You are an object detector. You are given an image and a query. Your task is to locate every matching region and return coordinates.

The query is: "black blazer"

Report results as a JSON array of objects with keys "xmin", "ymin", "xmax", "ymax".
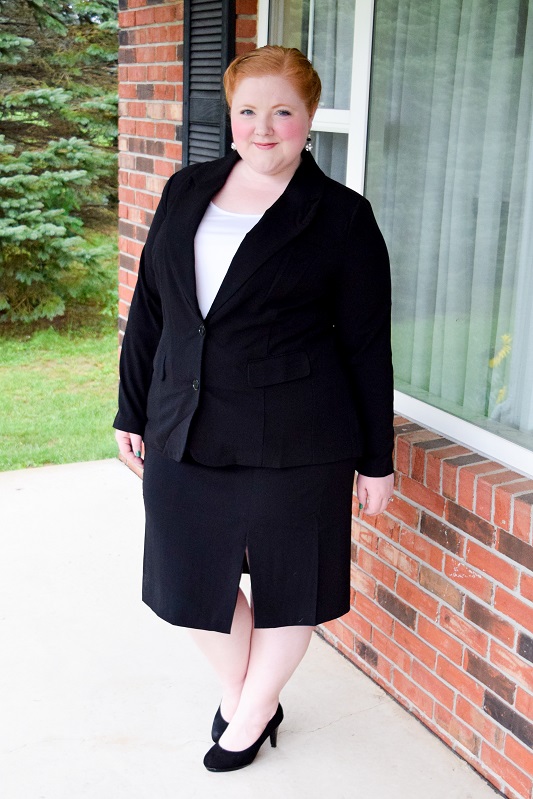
[{"xmin": 114, "ymin": 150, "xmax": 394, "ymax": 476}]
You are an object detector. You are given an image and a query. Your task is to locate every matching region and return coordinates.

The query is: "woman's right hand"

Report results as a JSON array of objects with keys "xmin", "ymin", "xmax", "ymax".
[{"xmin": 115, "ymin": 429, "xmax": 144, "ymax": 468}]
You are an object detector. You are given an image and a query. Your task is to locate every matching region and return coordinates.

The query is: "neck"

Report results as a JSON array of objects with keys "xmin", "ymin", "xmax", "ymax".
[
  {"xmin": 212, "ymin": 156, "xmax": 302, "ymax": 215},
  {"xmin": 237, "ymin": 156, "xmax": 302, "ymax": 190}
]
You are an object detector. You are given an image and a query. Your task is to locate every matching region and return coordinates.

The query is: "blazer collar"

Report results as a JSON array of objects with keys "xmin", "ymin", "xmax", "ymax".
[{"xmin": 167, "ymin": 150, "xmax": 328, "ymax": 320}]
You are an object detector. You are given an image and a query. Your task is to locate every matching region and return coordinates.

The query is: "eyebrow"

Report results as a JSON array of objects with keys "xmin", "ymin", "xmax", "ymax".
[{"xmin": 236, "ymin": 103, "xmax": 294, "ymax": 109}]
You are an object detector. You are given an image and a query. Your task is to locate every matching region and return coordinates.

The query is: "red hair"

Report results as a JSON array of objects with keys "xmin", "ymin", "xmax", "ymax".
[{"xmin": 223, "ymin": 45, "xmax": 321, "ymax": 114}]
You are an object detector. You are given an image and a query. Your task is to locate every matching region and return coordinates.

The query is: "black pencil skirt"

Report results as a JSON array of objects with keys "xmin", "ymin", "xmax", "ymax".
[{"xmin": 141, "ymin": 448, "xmax": 357, "ymax": 633}]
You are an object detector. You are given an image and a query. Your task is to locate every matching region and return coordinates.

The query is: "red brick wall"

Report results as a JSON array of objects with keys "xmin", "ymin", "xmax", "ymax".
[
  {"xmin": 117, "ymin": 5, "xmax": 533, "ymax": 797},
  {"xmin": 321, "ymin": 417, "xmax": 533, "ymax": 799},
  {"xmin": 117, "ymin": 0, "xmax": 258, "ymax": 342},
  {"xmin": 117, "ymin": 0, "xmax": 184, "ymax": 340}
]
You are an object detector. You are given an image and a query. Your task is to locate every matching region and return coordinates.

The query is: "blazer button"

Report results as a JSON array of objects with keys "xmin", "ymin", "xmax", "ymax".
[
  {"xmin": 192, "ymin": 379, "xmax": 200, "ymax": 391},
  {"xmin": 198, "ymin": 324, "xmax": 206, "ymax": 336}
]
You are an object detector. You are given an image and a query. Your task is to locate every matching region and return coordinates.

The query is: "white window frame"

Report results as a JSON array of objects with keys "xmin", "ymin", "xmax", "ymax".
[{"xmin": 257, "ymin": 0, "xmax": 533, "ymax": 477}]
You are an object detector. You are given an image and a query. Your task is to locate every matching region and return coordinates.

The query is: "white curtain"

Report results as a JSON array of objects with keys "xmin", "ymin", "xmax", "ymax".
[
  {"xmin": 311, "ymin": 0, "xmax": 355, "ymax": 109},
  {"xmin": 366, "ymin": 0, "xmax": 533, "ymax": 448},
  {"xmin": 270, "ymin": 0, "xmax": 355, "ymax": 109}
]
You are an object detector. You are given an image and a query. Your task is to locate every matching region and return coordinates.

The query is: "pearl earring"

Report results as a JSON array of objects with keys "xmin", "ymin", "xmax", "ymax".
[
  {"xmin": 305, "ymin": 134, "xmax": 313, "ymax": 152},
  {"xmin": 231, "ymin": 142, "xmax": 237, "ymax": 151}
]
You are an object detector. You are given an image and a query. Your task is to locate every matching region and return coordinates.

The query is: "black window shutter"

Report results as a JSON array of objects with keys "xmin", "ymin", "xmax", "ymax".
[{"xmin": 183, "ymin": 0, "xmax": 236, "ymax": 165}]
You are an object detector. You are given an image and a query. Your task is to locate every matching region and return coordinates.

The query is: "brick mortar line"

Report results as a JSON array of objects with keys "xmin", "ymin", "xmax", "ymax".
[
  {"xmin": 118, "ymin": 37, "xmax": 183, "ymax": 42},
  {"xmin": 118, "ymin": 27, "xmax": 184, "ymax": 34},
  {"xmin": 354, "ymin": 517, "xmax": 533, "ymax": 636},
  {"xmin": 355, "ymin": 634, "xmax": 418, "ymax": 682},
  {"xmin": 320, "ymin": 631, "xmax": 518, "ymax": 797},
  {"xmin": 118, "ymin": 217, "xmax": 156, "ymax": 226},
  {"xmin": 481, "ymin": 475, "xmax": 533, "ymax": 527},
  {"xmin": 361, "ymin": 647, "xmax": 453, "ymax": 719},
  {"xmin": 353, "ymin": 578, "xmax": 531, "ymax": 693},
  {"xmin": 126, "ymin": 4, "xmax": 180, "ymax": 7},
  {"xmin": 455, "ymin": 537, "xmax": 531, "ymax": 596},
  {"xmin": 433, "ymin": 696, "xmax": 491, "ymax": 753},
  {"xmin": 352, "ymin": 543, "xmax": 496, "ymax": 659},
  {"xmin": 119, "ymin": 159, "xmax": 182, "ymax": 167},
  {"xmin": 353, "ymin": 616, "xmax": 432, "ymax": 676},
  {"xmin": 358, "ymin": 644, "xmax": 525, "ymax": 794},
  {"xmin": 437, "ymin": 731, "xmax": 512, "ymax": 796},
  {"xmin": 119, "ymin": 130, "xmax": 182, "ymax": 135},
  {"xmin": 119, "ymin": 189, "xmax": 162, "ymax": 197},
  {"xmin": 471, "ymin": 473, "xmax": 526, "ymax": 519},
  {"xmin": 387, "ymin": 492, "xmax": 484, "ymax": 541},
  {"xmin": 354, "ymin": 581, "xmax": 520, "ymax": 682},
  {"xmin": 119, "ymin": 150, "xmax": 182, "ymax": 155},
  {"xmin": 323, "ymin": 629, "xmax": 439, "ymax": 711},
  {"xmin": 478, "ymin": 736, "xmax": 532, "ymax": 791},
  {"xmin": 380, "ymin": 495, "xmax": 533, "ymax": 582},
  {"xmin": 119, "ymin": 60, "xmax": 183, "ymax": 66},
  {"xmin": 119, "ymin": 162, "xmax": 181, "ymax": 168},
  {"xmin": 118, "ymin": 234, "xmax": 147, "ymax": 243},
  {"xmin": 119, "ymin": 18, "xmax": 184, "ymax": 23},
  {"xmin": 118, "ymin": 228, "xmax": 150, "ymax": 239},
  {"xmin": 119, "ymin": 99, "xmax": 184, "ymax": 102},
  {"xmin": 469, "ymin": 467, "xmax": 521, "ymax": 518},
  {"xmin": 117, "ymin": 234, "xmax": 149, "ymax": 242},
  {"xmin": 118, "ymin": 255, "xmax": 145, "ymax": 262},
  {"xmin": 353, "ymin": 535, "xmax": 522, "ymax": 641}
]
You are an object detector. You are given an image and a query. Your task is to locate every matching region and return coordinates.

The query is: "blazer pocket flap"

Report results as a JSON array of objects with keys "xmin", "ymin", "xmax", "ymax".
[{"xmin": 248, "ymin": 351, "xmax": 310, "ymax": 388}]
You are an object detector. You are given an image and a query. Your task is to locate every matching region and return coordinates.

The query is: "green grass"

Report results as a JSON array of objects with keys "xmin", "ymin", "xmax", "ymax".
[{"xmin": 0, "ymin": 323, "xmax": 119, "ymax": 471}]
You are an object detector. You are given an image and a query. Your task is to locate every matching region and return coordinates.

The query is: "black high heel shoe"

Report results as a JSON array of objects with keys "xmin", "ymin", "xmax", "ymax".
[
  {"xmin": 211, "ymin": 705, "xmax": 229, "ymax": 743},
  {"xmin": 203, "ymin": 703, "xmax": 284, "ymax": 772}
]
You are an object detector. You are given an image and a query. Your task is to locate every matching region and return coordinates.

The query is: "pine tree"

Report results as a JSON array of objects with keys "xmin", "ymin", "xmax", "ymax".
[{"xmin": 0, "ymin": 1, "xmax": 118, "ymax": 323}]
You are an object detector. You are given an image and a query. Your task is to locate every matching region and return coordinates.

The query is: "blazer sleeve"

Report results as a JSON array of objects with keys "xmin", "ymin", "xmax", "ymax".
[
  {"xmin": 334, "ymin": 196, "xmax": 394, "ymax": 477},
  {"xmin": 113, "ymin": 174, "xmax": 174, "ymax": 436}
]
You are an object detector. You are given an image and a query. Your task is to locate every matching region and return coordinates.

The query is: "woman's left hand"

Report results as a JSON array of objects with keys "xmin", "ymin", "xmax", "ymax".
[
  {"xmin": 115, "ymin": 428, "xmax": 144, "ymax": 468},
  {"xmin": 356, "ymin": 472, "xmax": 395, "ymax": 516}
]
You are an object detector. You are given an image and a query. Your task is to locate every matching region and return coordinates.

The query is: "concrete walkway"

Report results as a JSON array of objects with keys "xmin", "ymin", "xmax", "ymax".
[{"xmin": 0, "ymin": 459, "xmax": 501, "ymax": 799}]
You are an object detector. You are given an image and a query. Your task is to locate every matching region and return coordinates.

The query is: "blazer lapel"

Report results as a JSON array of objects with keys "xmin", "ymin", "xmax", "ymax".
[
  {"xmin": 206, "ymin": 151, "xmax": 327, "ymax": 320},
  {"xmin": 163, "ymin": 152, "xmax": 240, "ymax": 317},
  {"xmin": 163, "ymin": 150, "xmax": 327, "ymax": 321}
]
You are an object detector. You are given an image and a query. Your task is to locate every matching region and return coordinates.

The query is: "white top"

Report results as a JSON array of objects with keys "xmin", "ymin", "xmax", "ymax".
[{"xmin": 194, "ymin": 202, "xmax": 263, "ymax": 318}]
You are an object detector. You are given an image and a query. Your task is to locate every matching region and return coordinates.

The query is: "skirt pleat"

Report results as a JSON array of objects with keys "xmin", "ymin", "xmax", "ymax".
[{"xmin": 141, "ymin": 448, "xmax": 356, "ymax": 633}]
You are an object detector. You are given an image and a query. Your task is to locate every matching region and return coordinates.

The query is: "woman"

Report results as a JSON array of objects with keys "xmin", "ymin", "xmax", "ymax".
[{"xmin": 114, "ymin": 45, "xmax": 394, "ymax": 772}]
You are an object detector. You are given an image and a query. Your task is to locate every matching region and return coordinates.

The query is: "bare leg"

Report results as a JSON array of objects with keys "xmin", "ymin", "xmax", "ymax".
[
  {"xmin": 218, "ymin": 624, "xmax": 314, "ymax": 751},
  {"xmin": 189, "ymin": 587, "xmax": 252, "ymax": 720}
]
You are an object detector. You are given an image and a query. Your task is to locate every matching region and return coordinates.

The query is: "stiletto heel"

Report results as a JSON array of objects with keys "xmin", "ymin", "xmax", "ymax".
[
  {"xmin": 270, "ymin": 725, "xmax": 279, "ymax": 747},
  {"xmin": 203, "ymin": 703, "xmax": 284, "ymax": 772}
]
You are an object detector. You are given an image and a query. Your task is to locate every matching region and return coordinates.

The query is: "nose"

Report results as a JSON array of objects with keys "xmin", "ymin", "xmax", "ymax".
[{"xmin": 254, "ymin": 114, "xmax": 273, "ymax": 136}]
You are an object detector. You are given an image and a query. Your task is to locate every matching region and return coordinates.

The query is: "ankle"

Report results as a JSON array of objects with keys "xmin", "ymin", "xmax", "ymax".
[
  {"xmin": 217, "ymin": 701, "xmax": 282, "ymax": 752},
  {"xmin": 231, "ymin": 698, "xmax": 280, "ymax": 728},
  {"xmin": 219, "ymin": 684, "xmax": 245, "ymax": 720}
]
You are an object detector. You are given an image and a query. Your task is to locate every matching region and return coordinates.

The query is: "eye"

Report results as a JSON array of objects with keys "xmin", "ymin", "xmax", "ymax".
[
  {"xmin": 240, "ymin": 109, "xmax": 254, "ymax": 116},
  {"xmin": 276, "ymin": 109, "xmax": 292, "ymax": 117}
]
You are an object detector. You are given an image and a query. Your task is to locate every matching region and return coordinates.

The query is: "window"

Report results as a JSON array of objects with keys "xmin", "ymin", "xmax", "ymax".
[
  {"xmin": 261, "ymin": 0, "xmax": 533, "ymax": 471},
  {"xmin": 269, "ymin": 0, "xmax": 355, "ymax": 181},
  {"xmin": 365, "ymin": 0, "xmax": 533, "ymax": 454}
]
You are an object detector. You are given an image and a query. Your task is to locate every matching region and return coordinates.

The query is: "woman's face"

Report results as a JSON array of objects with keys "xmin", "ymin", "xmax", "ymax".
[{"xmin": 230, "ymin": 74, "xmax": 315, "ymax": 180}]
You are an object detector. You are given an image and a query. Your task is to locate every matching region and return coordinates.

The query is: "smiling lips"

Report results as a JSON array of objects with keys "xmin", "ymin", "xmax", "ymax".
[{"xmin": 253, "ymin": 142, "xmax": 277, "ymax": 149}]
